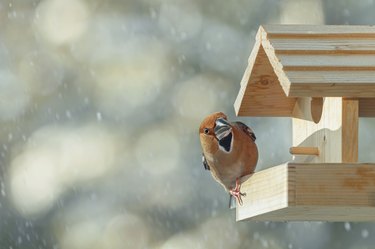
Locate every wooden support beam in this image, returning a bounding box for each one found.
[236,163,375,221]
[342,98,359,163]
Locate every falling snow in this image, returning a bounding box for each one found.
[96,112,102,121]
[361,229,369,238]
[344,222,351,231]
[0,1,374,249]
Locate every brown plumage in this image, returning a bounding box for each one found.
[199,112,258,205]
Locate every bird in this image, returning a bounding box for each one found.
[199,112,258,206]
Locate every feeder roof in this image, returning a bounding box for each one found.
[235,25,375,117]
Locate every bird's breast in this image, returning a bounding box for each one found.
[206,133,258,190]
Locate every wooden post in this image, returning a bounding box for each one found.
[342,98,359,163]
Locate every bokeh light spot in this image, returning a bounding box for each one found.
[9,124,118,217]
[135,128,180,176]
[92,38,172,118]
[34,0,89,45]
[10,149,62,216]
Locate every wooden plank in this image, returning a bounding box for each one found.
[293,164,373,206]
[237,163,375,221]
[286,71,375,97]
[236,163,289,221]
[285,66,375,71]
[270,38,375,54]
[260,25,375,98]
[288,84,375,97]
[263,24,375,34]
[279,54,375,68]
[249,206,375,222]
[342,98,359,163]
[260,30,292,95]
[262,24,375,38]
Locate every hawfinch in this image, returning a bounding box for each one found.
[199,112,258,206]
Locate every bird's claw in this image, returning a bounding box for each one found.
[229,178,246,206]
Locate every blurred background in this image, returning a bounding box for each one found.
[1,0,375,248]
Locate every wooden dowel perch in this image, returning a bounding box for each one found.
[289,147,319,156]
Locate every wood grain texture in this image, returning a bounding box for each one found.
[236,163,289,221]
[286,71,375,84]
[262,24,375,38]
[269,26,375,97]
[290,147,319,155]
[260,28,292,96]
[234,39,260,116]
[234,25,375,222]
[288,84,375,98]
[271,39,375,54]
[292,97,342,163]
[342,98,359,163]
[237,163,375,221]
[234,36,296,116]
[235,25,375,118]
[279,55,375,69]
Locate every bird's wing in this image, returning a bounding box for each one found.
[233,121,256,141]
[202,153,210,170]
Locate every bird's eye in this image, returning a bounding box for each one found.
[204,128,209,134]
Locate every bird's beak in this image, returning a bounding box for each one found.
[214,118,232,140]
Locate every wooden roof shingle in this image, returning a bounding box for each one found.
[235,25,375,116]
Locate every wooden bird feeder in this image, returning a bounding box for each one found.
[235,25,375,221]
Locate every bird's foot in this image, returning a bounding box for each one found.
[229,178,246,206]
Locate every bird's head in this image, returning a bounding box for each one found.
[199,112,233,153]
